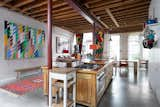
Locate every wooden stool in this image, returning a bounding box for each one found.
[49,68,76,107]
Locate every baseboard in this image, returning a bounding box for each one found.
[21,70,42,78]
[0,70,41,86]
[0,77,16,86]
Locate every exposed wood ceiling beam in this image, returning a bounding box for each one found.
[0,0,12,6]
[32,13,47,18]
[0,0,150,33]
[56,23,89,27]
[90,0,147,12]
[54,19,87,24]
[55,22,89,27]
[27,8,47,15]
[33,10,76,18]
[89,0,122,8]
[54,15,81,20]
[98,18,109,29]
[95,5,148,16]
[115,13,148,20]
[28,6,72,16]
[110,24,143,33]
[113,6,148,15]
[64,0,105,30]
[105,8,120,27]
[22,1,47,12]
[0,1,29,14]
[40,15,82,22]
[101,11,148,20]
[112,1,150,12]
[14,0,35,8]
[54,13,80,19]
[31,3,72,18]
[53,10,76,17]
[22,0,59,12]
[85,0,102,5]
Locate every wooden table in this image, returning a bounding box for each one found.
[118,60,139,75]
[49,68,77,107]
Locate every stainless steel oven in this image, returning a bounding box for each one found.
[97,71,106,97]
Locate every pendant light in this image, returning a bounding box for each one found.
[108,30,112,41]
[109,35,112,41]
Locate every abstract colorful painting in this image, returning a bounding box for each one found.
[76,33,83,53]
[4,21,45,59]
[95,31,104,58]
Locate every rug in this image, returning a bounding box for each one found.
[0,75,43,96]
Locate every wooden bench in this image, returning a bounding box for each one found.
[15,66,41,80]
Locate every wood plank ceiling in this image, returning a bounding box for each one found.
[0,0,151,33]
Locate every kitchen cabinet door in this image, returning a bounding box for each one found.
[76,73,96,106]
[76,73,92,104]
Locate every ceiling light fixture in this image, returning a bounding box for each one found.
[108,28,112,41]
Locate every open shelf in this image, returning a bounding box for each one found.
[52,99,74,107]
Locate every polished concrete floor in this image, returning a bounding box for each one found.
[0,67,159,107]
[98,68,160,107]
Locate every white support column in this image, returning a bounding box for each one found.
[49,73,52,107]
[63,75,67,107]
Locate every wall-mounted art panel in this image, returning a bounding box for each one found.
[56,37,70,54]
[4,21,45,60]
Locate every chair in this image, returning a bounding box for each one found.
[113,61,119,76]
[139,59,148,70]
[119,60,129,72]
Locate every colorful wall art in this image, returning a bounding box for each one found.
[76,33,83,53]
[4,21,45,60]
[95,31,104,58]
[56,37,70,54]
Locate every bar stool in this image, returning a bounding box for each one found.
[49,68,76,107]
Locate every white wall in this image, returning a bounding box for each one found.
[103,34,110,58]
[120,33,128,60]
[149,0,160,103]
[0,7,73,83]
[103,33,128,60]
[149,0,160,21]
[52,26,74,59]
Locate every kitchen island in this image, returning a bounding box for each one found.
[41,59,114,107]
[76,60,114,107]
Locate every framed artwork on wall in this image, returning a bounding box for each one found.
[4,20,45,60]
[56,37,70,54]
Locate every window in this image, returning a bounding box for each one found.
[82,33,93,55]
[142,49,150,60]
[109,34,120,60]
[128,32,141,60]
[72,35,77,53]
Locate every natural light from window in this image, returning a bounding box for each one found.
[128,32,141,60]
[82,32,93,55]
[109,34,120,60]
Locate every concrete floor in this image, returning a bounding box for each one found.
[0,68,159,107]
[98,68,160,107]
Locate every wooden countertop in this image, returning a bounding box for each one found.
[41,66,78,74]
[52,67,78,74]
[41,60,114,74]
[77,60,114,74]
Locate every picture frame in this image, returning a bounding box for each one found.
[56,36,70,54]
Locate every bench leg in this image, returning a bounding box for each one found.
[17,72,21,80]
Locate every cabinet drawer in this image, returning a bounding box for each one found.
[77,74,92,79]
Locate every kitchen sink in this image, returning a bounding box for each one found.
[75,63,100,70]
